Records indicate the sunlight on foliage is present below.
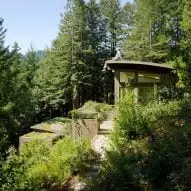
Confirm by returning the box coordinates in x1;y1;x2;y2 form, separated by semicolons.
92;93;191;190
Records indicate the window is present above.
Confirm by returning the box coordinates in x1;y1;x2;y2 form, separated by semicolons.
138;73;160;83
120;72;135;83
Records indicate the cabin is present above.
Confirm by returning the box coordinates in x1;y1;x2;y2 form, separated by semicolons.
104;60;175;104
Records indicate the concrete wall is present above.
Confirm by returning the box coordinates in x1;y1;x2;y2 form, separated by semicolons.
19;118;99;149
19;132;61;148
72;119;100;140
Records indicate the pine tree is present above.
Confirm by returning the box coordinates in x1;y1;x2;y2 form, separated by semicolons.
0;18;10;104
35;0;111;112
122;0;184;63
100;0;121;57
82;0;108;102
0;21;24;152
34;10;75;115
0;19;38;152
179;0;191;88
10;44;37;129
120;2;135;44
0;18;13;152
23;46;40;88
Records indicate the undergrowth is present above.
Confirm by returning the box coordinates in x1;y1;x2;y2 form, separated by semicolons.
70;101;113;121
0;137;100;190
91;93;191;190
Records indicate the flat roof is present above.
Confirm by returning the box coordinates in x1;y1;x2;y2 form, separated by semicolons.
105;60;174;73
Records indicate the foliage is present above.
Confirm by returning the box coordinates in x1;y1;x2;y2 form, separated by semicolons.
122;0;191;91
93;93;191;190
0;20;37;153
0;18;15;152
70;101;113;121
100;0;121;56
0;147;26;191
123;0;183;62
34;0;109;112
3;0;191;189
0;137;99;190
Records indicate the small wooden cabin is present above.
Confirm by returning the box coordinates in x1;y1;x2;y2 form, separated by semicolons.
105;60;175;104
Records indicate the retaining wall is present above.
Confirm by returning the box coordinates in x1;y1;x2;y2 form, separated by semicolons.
72;119;100;140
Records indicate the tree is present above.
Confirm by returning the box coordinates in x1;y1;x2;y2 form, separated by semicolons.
0;19;38;153
99;0;121;57
122;0;184;63
0;18;10;105
34;0;113;113
33;8;75;115
0;18;14;153
22;46;40;88
179;0;191;88
119;2;135;44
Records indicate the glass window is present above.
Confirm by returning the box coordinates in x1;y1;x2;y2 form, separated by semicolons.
120;72;135;83
138;73;160;83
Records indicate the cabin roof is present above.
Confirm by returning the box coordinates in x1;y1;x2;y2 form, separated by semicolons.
105;60;174;73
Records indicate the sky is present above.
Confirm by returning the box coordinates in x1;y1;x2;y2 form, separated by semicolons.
0;0;130;53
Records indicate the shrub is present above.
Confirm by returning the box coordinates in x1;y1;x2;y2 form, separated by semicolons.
0;137;100;190
110;93;152;148
0;147;26;191
95;93;191;190
21;137;97;190
70;101;113;121
146;120;191;190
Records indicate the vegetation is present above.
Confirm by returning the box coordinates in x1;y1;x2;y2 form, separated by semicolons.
123;0;191;93
30;117;72;136
0;137;99;190
70;101;113;121
2;0;191;189
0;19;40;154
91;94;191;190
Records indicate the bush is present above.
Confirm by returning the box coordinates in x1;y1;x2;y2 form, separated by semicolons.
95;93;191;190
70;101;113;121
146;120;191;189
0;137;100;190
22;137;99;190
0;147;26;191
111;93;152;148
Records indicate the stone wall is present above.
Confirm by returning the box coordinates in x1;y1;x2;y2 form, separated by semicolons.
19;132;61;148
19;117;99;149
72;119;99;140
19;119;72;148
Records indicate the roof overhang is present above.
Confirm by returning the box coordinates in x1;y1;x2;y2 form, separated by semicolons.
105;60;174;73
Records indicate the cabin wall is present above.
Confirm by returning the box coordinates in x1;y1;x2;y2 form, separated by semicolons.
114;70;174;104
114;70;120;104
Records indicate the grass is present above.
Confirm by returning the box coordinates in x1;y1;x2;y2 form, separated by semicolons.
22;132;54;139
30;117;73;135
70;101;114;121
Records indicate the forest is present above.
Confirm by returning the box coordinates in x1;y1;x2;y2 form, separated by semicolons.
1;0;191;190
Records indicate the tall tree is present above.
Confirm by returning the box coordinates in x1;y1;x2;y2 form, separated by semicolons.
0;19;38;153
123;0;184;63
83;0;108;102
34;0;112;112
119;2;135;44
0;18;10;105
0;18;13;152
99;0;123;103
173;0;191;89
100;0;121;57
